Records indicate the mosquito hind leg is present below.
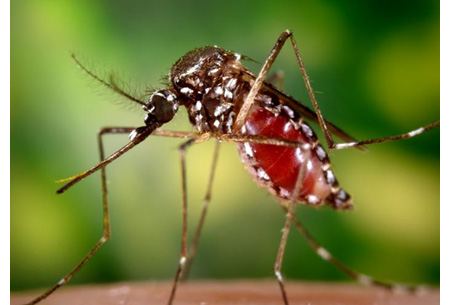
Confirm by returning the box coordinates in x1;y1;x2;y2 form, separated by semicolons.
25;127;137;305
330;120;440;149
283;31;440;150
234;29;439;148
278;202;424;293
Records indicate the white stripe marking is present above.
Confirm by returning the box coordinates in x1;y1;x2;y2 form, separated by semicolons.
334;142;358;150
392;284;408;294
408;127;425;137
317;247;332;260
358;274;373;286
275;271;283;282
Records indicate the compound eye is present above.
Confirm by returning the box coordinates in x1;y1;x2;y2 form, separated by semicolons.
145;90;178;125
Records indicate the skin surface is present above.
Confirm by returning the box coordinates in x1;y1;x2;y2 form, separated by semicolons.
11;280;439;305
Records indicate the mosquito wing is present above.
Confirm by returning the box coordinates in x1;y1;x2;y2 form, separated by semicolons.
242;69;365;150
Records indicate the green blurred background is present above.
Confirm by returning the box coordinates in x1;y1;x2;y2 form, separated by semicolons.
11;0;439;293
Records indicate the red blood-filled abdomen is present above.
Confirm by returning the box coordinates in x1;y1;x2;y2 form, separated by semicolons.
237;106;332;205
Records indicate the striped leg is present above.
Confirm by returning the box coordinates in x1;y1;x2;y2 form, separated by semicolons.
55;126;154;194
272;30;435;291
181;135;313;288
331;121;440;149
282;30;439;150
233;31;292;132
26;128;202;305
278;203;424;293
166;139;193;305
25;127;139;305
234;30;439;150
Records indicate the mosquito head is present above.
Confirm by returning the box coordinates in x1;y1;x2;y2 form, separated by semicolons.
143;89;179;126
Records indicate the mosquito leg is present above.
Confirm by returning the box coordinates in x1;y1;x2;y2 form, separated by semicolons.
219;133;311;149
274;146;311;305
182;140;221;281
56;128;207;195
278;204;422;293
234;30;439;149
222;133;419;293
167;138;199;305
233;30;293;131
229;29;362;148
167;135;212;303
25;240;108;305
282;31;440;150
56;125;155;194
25;127;138;305
29;128;204;305
331;120;440;149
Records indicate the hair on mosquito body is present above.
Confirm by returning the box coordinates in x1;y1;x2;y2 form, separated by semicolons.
72;54;156;114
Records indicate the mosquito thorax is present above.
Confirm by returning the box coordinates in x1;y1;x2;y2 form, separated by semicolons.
170;46;246;133
143;89;178;126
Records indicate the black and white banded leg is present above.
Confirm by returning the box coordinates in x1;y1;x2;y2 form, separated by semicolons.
25;126;142;305
234;29;439;150
278;202;427;294
282;30;439;150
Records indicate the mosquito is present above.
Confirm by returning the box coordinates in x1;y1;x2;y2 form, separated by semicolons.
25;30;439;305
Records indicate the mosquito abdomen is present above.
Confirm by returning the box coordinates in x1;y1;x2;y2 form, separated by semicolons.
237;102;352;210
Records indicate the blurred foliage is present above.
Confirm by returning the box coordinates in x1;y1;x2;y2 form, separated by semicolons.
11;0;439;292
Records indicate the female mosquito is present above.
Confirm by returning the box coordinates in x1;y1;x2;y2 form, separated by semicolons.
25;30;439;305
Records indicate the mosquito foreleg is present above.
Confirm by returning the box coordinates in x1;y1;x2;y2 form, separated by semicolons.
25;127;138;305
